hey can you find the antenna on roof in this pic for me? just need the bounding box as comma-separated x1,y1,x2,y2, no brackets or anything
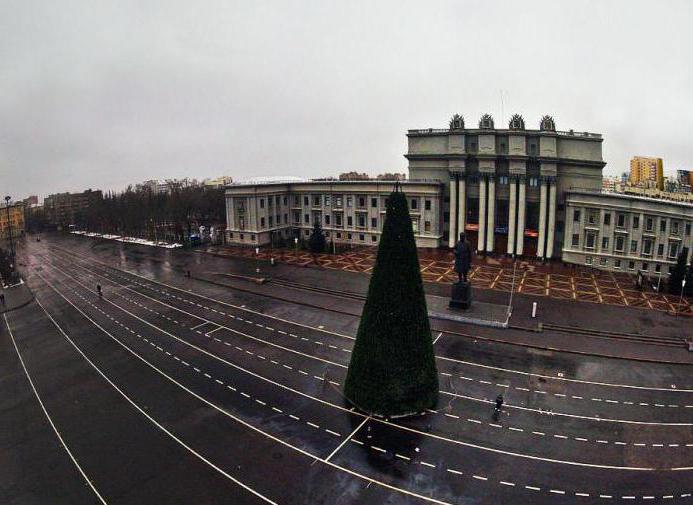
500,89,504,125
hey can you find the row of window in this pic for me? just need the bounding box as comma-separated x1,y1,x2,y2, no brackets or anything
227,229,386,245
255,194,435,211
465,141,539,154
294,194,432,211
573,232,683,259
259,214,288,228
258,195,287,209
575,209,691,236
256,210,433,234
490,176,541,187
297,229,380,243
584,255,674,274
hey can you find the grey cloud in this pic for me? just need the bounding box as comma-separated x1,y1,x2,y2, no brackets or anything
1,0,692,200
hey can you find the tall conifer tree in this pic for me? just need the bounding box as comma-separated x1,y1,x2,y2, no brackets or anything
344,187,438,416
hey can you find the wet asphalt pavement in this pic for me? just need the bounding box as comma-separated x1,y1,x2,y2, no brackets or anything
1,234,692,504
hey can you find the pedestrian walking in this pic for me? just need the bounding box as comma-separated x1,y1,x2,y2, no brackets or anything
493,394,504,421
495,394,504,410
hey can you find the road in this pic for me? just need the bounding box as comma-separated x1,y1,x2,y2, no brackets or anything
2,234,692,504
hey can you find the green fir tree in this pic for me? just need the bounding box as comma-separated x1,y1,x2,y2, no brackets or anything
344,188,438,416
669,248,688,295
308,220,327,253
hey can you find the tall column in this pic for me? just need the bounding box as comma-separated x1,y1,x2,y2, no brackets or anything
546,181,557,258
477,177,487,252
457,177,466,241
486,176,495,253
448,176,457,248
537,179,548,258
516,179,526,255
507,177,517,255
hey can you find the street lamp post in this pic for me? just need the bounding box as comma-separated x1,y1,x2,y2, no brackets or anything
656,268,663,293
678,278,687,317
4,196,15,265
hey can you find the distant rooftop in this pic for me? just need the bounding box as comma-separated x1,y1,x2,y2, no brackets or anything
409,113,601,138
231,176,307,186
568,188,693,209
407,127,602,139
227,178,442,188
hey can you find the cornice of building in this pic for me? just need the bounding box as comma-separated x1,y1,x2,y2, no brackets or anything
407,128,603,141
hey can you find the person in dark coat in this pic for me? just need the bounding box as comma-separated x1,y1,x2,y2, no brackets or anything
454,232,473,282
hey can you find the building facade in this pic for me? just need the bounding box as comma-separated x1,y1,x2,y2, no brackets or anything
406,114,605,258
676,169,693,193
223,113,691,278
225,180,443,248
0,201,25,240
44,189,103,227
562,190,693,275
629,156,664,190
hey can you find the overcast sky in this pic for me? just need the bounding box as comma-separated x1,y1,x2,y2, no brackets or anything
1,0,692,200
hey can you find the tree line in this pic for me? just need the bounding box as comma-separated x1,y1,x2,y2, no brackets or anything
29,185,226,244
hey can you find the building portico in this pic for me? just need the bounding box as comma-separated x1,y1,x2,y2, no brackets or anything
406,113,605,259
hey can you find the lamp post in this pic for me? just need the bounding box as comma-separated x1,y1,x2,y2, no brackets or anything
656,267,663,293
4,196,15,265
678,278,687,317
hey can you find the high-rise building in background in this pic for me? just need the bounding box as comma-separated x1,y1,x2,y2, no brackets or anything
677,169,693,190
629,156,664,190
44,189,103,228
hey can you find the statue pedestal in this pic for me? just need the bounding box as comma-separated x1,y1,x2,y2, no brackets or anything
449,281,472,310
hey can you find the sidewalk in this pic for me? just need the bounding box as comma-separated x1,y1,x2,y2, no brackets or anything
204,244,693,317
0,280,33,314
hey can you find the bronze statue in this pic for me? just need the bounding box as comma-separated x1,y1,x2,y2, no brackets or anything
453,232,473,282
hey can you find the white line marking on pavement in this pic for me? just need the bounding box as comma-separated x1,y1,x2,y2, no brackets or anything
325,417,369,462
32,297,276,505
41,267,685,470
439,389,693,427
4,313,109,505
55,248,693,394
38,277,452,505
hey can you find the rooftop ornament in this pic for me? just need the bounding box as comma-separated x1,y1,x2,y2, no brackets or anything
509,113,525,130
479,113,494,129
540,115,556,131
449,113,465,130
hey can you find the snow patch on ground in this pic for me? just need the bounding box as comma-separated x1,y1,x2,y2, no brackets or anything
70,231,183,248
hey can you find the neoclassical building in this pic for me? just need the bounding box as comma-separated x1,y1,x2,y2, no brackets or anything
224,113,693,275
225,114,606,259
563,190,693,274
406,113,605,258
224,179,444,248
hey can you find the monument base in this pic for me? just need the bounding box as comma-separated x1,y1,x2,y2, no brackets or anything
449,281,472,309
